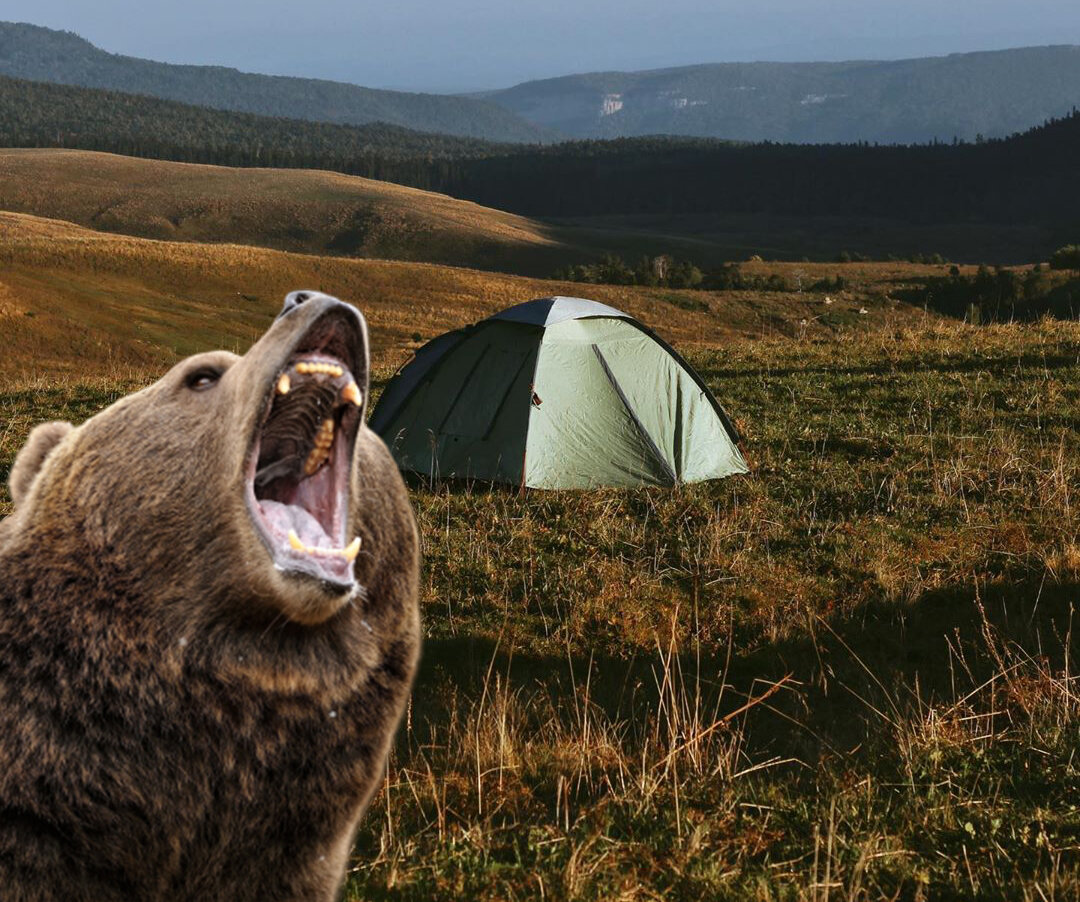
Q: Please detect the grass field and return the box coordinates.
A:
[2,226,1078,898]
[337,320,1080,901]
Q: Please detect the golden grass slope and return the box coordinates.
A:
[0,148,570,273]
[0,149,867,277]
[0,210,929,382]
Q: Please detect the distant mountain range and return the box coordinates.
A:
[481,47,1080,144]
[4,22,1080,148]
[0,21,551,144]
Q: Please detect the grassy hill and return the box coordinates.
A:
[0,22,551,142]
[484,46,1080,143]
[0,210,945,383]
[0,148,571,273]
[0,148,849,274]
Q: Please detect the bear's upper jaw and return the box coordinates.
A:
[246,312,366,591]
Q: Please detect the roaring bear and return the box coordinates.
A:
[0,291,420,901]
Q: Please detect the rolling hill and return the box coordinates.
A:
[0,148,807,274]
[0,148,569,273]
[0,210,934,381]
[0,21,551,143]
[482,46,1080,143]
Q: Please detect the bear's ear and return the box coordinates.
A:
[9,421,73,508]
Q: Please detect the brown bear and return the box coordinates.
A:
[0,291,420,901]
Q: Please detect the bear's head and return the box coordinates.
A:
[4,291,385,627]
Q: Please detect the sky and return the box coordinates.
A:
[4,0,1080,93]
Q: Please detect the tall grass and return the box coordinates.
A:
[2,318,1079,898]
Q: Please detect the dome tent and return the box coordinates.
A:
[370,296,748,489]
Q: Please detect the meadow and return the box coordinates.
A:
[1,216,1078,898]
[337,320,1080,900]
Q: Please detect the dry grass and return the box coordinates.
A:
[0,148,568,272]
[0,210,935,383]
[2,228,1078,898]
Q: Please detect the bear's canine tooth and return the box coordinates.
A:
[276,373,291,395]
[342,381,363,407]
[288,530,349,558]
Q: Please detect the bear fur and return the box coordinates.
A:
[0,292,420,901]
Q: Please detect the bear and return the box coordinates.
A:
[0,291,420,901]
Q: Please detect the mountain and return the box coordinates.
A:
[0,21,552,143]
[482,47,1080,143]
[0,74,505,167]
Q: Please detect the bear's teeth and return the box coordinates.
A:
[276,373,291,395]
[294,361,344,377]
[303,450,325,476]
[287,529,362,560]
[342,381,363,407]
[303,419,335,474]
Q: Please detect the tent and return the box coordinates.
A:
[369,296,748,489]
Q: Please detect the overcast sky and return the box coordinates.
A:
[5,0,1080,93]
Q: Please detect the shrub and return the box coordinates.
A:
[1049,245,1080,271]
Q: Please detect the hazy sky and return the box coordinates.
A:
[5,0,1080,92]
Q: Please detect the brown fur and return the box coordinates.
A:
[6,421,72,507]
[0,296,420,901]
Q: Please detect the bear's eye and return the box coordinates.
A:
[185,367,223,391]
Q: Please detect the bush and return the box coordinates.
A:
[1049,245,1080,271]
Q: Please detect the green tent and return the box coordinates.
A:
[370,296,748,489]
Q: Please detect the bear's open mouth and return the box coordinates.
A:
[245,311,365,589]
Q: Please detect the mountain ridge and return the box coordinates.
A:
[482,45,1080,143]
[0,21,555,143]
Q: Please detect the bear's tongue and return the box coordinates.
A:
[258,500,327,548]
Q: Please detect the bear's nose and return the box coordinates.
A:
[278,290,316,319]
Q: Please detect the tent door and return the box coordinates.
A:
[592,344,677,483]
[438,344,531,440]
